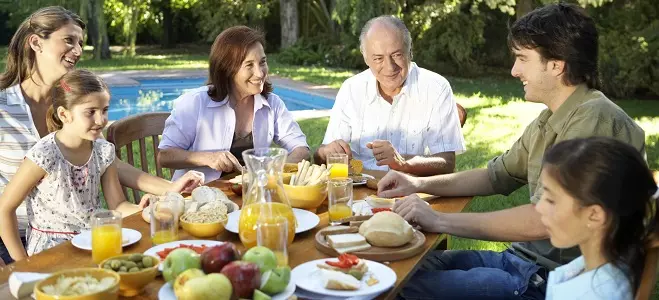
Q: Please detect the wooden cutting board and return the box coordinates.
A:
[314,228,426,262]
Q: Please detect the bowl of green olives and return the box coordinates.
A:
[98,253,160,297]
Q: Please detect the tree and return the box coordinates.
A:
[89,0,112,60]
[280,0,298,48]
[159,0,174,48]
[516,0,534,20]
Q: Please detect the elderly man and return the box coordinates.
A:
[314,16,465,176]
[378,3,645,299]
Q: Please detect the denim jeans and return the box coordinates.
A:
[0,236,27,265]
[398,249,546,300]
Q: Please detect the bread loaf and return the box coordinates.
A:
[358,211,413,247]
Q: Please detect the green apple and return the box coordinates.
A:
[253,289,272,300]
[177,273,233,300]
[260,266,291,295]
[163,248,202,283]
[173,268,205,298]
[242,246,277,274]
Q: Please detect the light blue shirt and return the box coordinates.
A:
[546,256,632,300]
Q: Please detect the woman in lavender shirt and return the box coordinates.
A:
[158,26,310,183]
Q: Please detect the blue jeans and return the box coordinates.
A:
[0,236,27,265]
[398,249,546,300]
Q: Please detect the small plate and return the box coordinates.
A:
[158,277,296,300]
[292,258,396,297]
[143,240,224,271]
[71,228,142,251]
[350,173,375,186]
[225,208,320,234]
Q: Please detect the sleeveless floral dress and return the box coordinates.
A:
[24,132,115,256]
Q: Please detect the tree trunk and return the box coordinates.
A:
[161,0,173,48]
[516,0,534,20]
[128,5,139,56]
[280,0,299,49]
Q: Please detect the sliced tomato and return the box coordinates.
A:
[326,260,352,269]
[371,207,392,214]
[339,253,360,265]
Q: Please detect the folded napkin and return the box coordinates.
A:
[9,272,50,299]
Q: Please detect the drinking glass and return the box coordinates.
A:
[91,210,122,264]
[328,178,353,225]
[256,216,289,267]
[327,153,349,179]
[151,199,179,245]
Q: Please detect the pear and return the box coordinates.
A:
[177,273,233,300]
[259,266,291,295]
[173,269,205,298]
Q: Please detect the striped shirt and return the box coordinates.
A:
[0,84,40,235]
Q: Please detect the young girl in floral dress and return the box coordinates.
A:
[0,70,141,260]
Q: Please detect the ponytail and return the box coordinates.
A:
[45,105,62,132]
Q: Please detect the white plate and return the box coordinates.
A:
[71,228,142,251]
[225,208,320,234]
[158,277,296,300]
[291,259,396,297]
[143,240,224,271]
[351,173,375,186]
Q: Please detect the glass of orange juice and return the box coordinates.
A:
[91,210,122,264]
[151,199,179,245]
[328,178,353,225]
[256,216,289,267]
[328,154,349,178]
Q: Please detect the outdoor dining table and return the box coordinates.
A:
[0,170,473,300]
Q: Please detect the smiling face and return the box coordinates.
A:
[362,24,410,97]
[30,22,83,84]
[535,169,605,248]
[510,47,560,104]
[58,91,110,141]
[231,42,267,100]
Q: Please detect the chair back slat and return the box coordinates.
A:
[635,171,659,299]
[106,112,171,202]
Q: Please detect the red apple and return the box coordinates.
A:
[220,261,260,298]
[201,243,240,274]
[230,183,242,195]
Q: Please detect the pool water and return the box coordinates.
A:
[108,78,334,121]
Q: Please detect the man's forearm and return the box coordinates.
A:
[287,146,310,163]
[397,154,455,176]
[158,148,211,170]
[418,168,496,197]
[115,159,172,195]
[431,204,549,242]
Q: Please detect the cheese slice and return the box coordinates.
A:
[327,234,367,248]
[320,269,361,290]
[333,243,372,254]
[9,272,50,299]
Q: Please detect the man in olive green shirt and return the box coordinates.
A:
[377,3,645,299]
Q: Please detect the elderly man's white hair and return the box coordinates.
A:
[359,15,413,59]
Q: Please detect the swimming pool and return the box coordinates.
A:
[108,78,334,121]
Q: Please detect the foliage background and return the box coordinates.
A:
[0,0,657,98]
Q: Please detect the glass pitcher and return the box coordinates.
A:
[239,148,296,249]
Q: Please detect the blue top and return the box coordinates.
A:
[546,256,632,300]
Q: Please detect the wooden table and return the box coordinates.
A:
[0,173,472,299]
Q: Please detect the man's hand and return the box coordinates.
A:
[393,194,441,232]
[318,140,352,161]
[206,152,242,173]
[377,170,421,198]
[366,140,405,170]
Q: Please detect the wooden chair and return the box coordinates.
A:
[637,237,659,300]
[106,112,171,202]
[457,103,467,128]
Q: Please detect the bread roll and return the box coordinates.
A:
[358,211,413,247]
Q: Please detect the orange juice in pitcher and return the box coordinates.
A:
[239,148,296,249]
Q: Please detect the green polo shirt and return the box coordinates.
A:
[487,84,645,269]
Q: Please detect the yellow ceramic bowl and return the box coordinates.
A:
[34,268,120,300]
[283,177,328,209]
[179,215,227,238]
[98,254,160,297]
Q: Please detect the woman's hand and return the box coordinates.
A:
[169,170,204,193]
[206,151,242,173]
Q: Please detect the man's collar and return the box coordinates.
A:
[6,85,26,105]
[367,62,418,104]
[546,84,590,131]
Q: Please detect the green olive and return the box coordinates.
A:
[119,266,128,273]
[129,267,140,273]
[129,254,143,262]
[137,262,144,268]
[109,260,122,270]
[142,256,154,268]
[123,261,138,269]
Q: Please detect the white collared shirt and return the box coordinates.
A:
[159,86,309,183]
[546,256,631,300]
[0,85,40,233]
[322,62,466,171]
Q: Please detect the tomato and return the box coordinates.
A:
[326,260,352,268]
[371,207,392,214]
[339,253,360,265]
